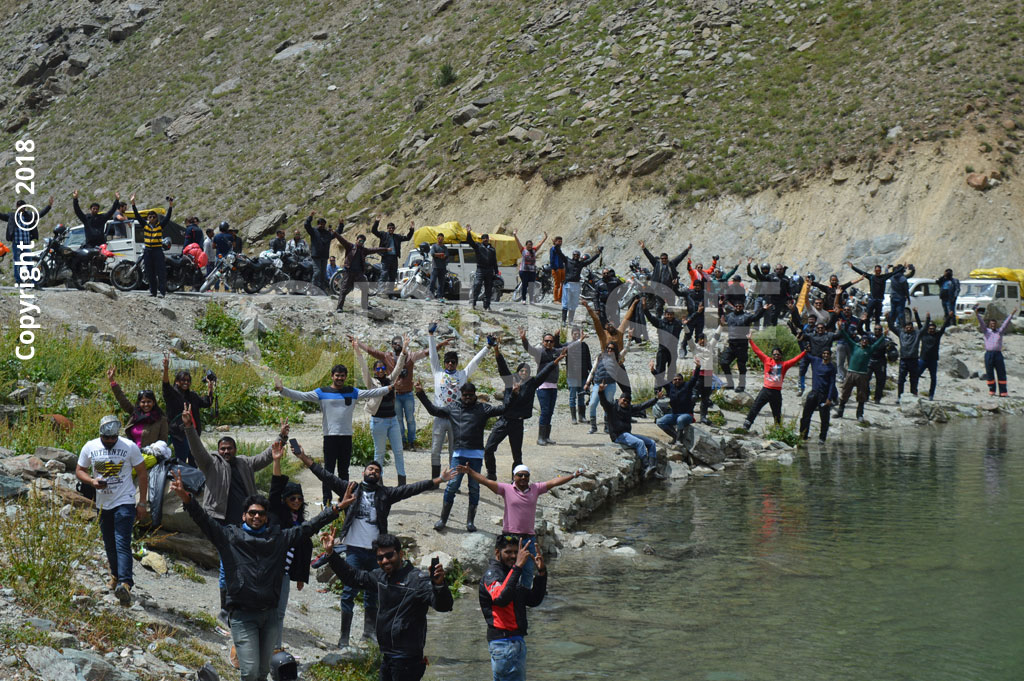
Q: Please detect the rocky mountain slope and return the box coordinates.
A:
[0,0,1022,272]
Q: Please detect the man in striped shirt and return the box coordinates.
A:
[131,194,174,298]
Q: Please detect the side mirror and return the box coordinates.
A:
[912,290,924,297]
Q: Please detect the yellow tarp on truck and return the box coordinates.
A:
[968,268,1024,298]
[412,222,520,267]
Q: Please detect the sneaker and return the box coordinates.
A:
[700,418,712,426]
[107,575,118,590]
[114,582,132,606]
[857,416,866,423]
[158,293,165,299]
[818,436,827,444]
[652,470,666,480]
[230,645,239,669]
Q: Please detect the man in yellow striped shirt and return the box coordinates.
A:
[131,194,174,298]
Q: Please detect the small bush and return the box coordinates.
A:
[195,302,244,350]
[765,420,802,446]
[308,645,381,681]
[434,62,457,88]
[171,563,207,584]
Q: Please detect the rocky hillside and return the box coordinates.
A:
[0,0,1022,270]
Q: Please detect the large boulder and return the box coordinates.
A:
[24,647,77,681]
[940,356,969,379]
[146,531,218,568]
[688,425,728,466]
[346,164,396,203]
[241,210,288,244]
[164,100,212,140]
[457,532,496,580]
[33,446,77,469]
[1,455,47,479]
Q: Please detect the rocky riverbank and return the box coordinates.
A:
[1,290,1022,680]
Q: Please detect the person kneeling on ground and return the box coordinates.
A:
[597,382,665,479]
[170,463,341,681]
[651,360,703,444]
[480,535,548,681]
[323,525,453,681]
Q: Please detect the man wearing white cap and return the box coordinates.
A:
[457,462,582,588]
[75,415,148,606]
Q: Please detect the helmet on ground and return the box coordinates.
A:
[270,650,298,681]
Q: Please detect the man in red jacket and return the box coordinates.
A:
[479,534,547,681]
[742,337,806,430]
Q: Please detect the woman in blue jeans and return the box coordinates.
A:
[584,334,632,433]
[355,341,409,485]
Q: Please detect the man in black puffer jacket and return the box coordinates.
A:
[72,190,120,247]
[170,465,339,681]
[483,342,562,480]
[416,379,505,533]
[326,530,453,681]
[562,246,602,324]
[465,228,500,310]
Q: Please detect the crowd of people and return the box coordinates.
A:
[57,212,1019,681]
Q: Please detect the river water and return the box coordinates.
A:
[424,417,1024,680]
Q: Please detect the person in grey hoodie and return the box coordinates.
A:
[889,311,925,403]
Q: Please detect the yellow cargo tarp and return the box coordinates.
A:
[968,268,1024,298]
[412,222,520,266]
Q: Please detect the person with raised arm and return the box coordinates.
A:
[977,306,1017,397]
[513,229,547,304]
[741,336,806,430]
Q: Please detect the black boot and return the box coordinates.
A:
[434,502,452,531]
[397,475,407,486]
[362,608,377,643]
[536,426,546,446]
[835,402,846,419]
[339,610,353,648]
[541,424,555,445]
[431,464,441,479]
[588,417,598,434]
[466,504,478,532]
[570,404,578,424]
[561,308,568,324]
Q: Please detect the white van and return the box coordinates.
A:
[64,212,185,262]
[396,243,518,296]
[881,277,945,323]
[955,279,1022,319]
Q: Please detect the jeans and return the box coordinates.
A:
[985,350,1007,394]
[100,503,136,587]
[567,386,585,418]
[614,432,657,467]
[322,435,352,504]
[516,535,537,589]
[341,545,379,615]
[535,388,557,427]
[562,281,581,312]
[169,432,195,467]
[918,357,938,399]
[942,298,957,319]
[312,257,328,291]
[518,270,536,302]
[589,382,616,421]
[797,355,811,392]
[143,247,167,295]
[430,417,454,468]
[836,342,850,385]
[489,637,527,681]
[380,656,427,681]
[656,412,693,436]
[276,575,290,648]
[371,416,405,477]
[865,297,883,325]
[429,267,446,299]
[799,389,832,441]
[897,357,920,396]
[395,392,417,446]
[443,456,482,506]
[229,608,282,681]
[471,271,495,309]
[888,296,907,327]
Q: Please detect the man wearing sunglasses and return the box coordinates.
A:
[459,463,581,589]
[480,534,548,681]
[169,459,342,681]
[322,522,452,681]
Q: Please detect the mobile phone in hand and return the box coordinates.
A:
[289,438,301,456]
[487,335,496,346]
[428,322,438,334]
[430,556,440,570]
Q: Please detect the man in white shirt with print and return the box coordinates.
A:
[75,415,148,606]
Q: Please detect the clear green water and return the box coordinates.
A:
[424,417,1024,680]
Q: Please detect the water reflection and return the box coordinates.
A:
[426,417,1024,681]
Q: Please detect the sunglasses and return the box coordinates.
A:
[374,365,387,371]
[514,472,530,479]
[137,390,156,400]
[375,550,397,562]
[245,509,267,517]
[285,495,303,502]
[543,338,555,343]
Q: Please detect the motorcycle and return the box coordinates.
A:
[398,259,431,300]
[580,267,603,303]
[110,241,203,292]
[617,257,652,310]
[37,226,115,289]
[200,253,250,293]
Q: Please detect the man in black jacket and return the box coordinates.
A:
[720,299,769,392]
[324,529,453,681]
[652,362,702,443]
[415,379,505,532]
[292,448,453,648]
[642,298,684,383]
[479,534,547,681]
[335,227,388,313]
[269,229,287,254]
[562,246,602,325]
[598,383,664,478]
[848,261,898,325]
[465,228,499,310]
[371,216,414,284]
[640,239,691,315]
[161,352,214,466]
[169,468,340,681]
[483,340,563,480]
[3,196,52,285]
[304,212,334,291]
[72,189,120,247]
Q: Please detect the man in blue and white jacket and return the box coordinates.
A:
[276,365,392,506]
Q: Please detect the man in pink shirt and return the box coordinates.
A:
[458,463,581,587]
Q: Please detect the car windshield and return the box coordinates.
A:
[962,283,996,298]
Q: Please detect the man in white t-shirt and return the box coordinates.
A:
[75,415,148,606]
